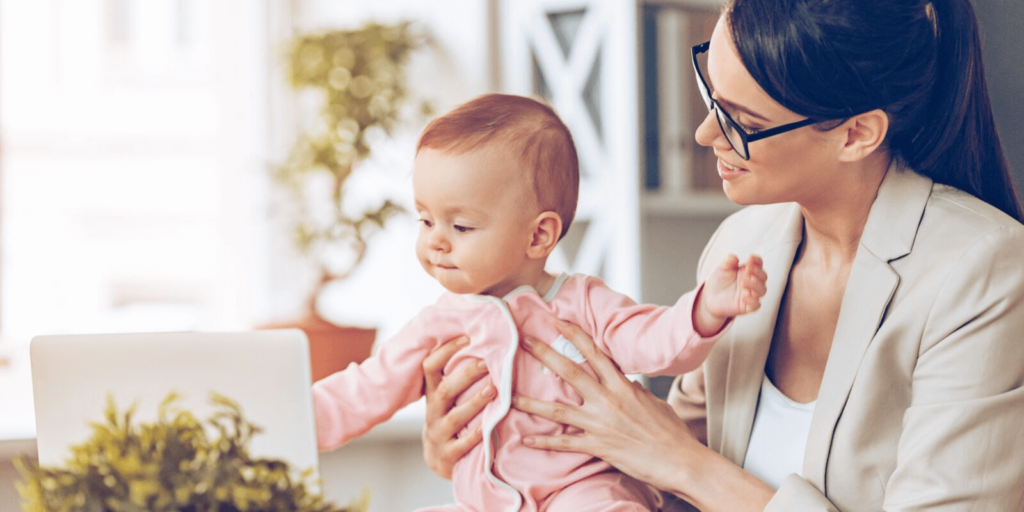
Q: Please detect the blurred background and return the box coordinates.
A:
[0,0,1020,510]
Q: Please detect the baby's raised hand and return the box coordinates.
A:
[694,254,767,335]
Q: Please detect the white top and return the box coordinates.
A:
[741,373,816,490]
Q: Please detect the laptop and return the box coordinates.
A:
[29,329,319,473]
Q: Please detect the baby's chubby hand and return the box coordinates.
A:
[694,254,767,336]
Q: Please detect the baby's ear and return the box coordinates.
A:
[527,211,562,259]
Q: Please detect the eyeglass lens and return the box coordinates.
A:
[693,48,748,159]
[715,110,748,159]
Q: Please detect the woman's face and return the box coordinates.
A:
[695,17,846,207]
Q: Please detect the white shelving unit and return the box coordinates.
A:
[501,0,732,306]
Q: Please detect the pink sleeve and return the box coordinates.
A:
[311,312,437,451]
[581,277,727,376]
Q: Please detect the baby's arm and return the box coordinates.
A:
[578,257,765,375]
[693,254,766,336]
[311,313,438,451]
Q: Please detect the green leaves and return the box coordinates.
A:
[276,22,426,286]
[15,393,363,512]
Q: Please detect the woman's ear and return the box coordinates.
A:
[527,211,563,259]
[838,109,889,162]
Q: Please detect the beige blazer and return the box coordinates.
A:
[667,163,1024,511]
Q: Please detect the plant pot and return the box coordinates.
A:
[261,313,376,383]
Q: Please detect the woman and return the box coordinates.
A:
[421,0,1024,510]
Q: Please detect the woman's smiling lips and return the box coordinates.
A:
[717,158,750,180]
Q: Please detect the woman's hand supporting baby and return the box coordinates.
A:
[420,253,767,485]
[514,322,775,511]
[421,335,494,479]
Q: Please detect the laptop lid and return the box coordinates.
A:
[29,329,319,473]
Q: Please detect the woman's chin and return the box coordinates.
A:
[722,182,757,205]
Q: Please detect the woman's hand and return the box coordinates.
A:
[421,336,495,479]
[514,322,775,511]
[513,321,705,493]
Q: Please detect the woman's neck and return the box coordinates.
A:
[798,152,891,266]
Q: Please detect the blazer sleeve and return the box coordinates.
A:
[767,227,1024,511]
[311,311,438,451]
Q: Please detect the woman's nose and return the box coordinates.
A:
[694,110,730,152]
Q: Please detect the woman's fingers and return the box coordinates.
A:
[521,432,587,452]
[421,336,491,480]
[554,321,631,391]
[436,380,494,438]
[422,336,469,401]
[421,338,485,431]
[424,355,489,433]
[522,332,605,400]
[445,424,484,457]
[512,394,586,429]
[433,359,489,409]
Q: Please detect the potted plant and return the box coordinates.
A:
[268,22,429,382]
[15,393,366,512]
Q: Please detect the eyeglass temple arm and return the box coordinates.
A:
[746,118,821,142]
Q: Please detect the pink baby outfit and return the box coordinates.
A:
[313,274,722,511]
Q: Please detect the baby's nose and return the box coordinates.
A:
[429,231,450,251]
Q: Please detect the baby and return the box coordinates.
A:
[312,93,766,511]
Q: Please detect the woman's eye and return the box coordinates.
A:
[738,122,762,135]
[454,225,473,233]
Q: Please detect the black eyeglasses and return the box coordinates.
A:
[691,41,819,161]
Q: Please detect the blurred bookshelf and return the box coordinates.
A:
[640,2,732,217]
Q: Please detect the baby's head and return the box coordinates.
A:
[412,93,579,297]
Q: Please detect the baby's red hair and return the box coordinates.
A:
[416,93,579,240]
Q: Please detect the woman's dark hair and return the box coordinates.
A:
[727,0,1023,222]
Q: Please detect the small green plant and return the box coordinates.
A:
[276,22,430,312]
[15,393,365,512]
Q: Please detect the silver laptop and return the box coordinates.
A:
[29,330,319,473]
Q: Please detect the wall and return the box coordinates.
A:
[975,0,1024,199]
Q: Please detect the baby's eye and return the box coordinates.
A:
[419,218,433,228]
[454,225,474,233]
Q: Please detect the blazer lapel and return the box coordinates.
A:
[802,163,934,489]
[716,204,804,465]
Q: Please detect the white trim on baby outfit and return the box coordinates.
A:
[463,273,571,511]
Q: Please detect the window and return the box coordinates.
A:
[0,0,271,431]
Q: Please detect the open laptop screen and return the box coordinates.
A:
[29,329,319,473]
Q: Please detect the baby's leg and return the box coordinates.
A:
[540,471,663,512]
